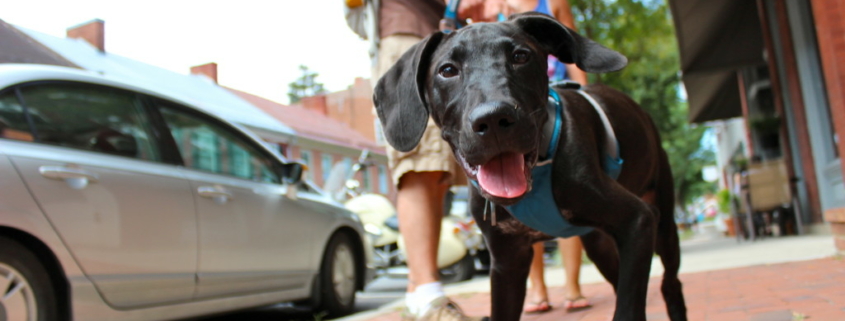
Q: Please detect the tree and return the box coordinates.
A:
[569,0,717,216]
[287,65,326,104]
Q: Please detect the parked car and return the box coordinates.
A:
[0,64,374,320]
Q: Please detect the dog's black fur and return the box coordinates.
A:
[373,13,687,321]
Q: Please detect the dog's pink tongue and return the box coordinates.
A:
[477,152,527,198]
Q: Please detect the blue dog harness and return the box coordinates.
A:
[495,87,624,238]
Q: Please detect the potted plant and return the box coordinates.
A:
[716,189,736,236]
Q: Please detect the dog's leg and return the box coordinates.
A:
[609,200,657,321]
[580,230,619,290]
[562,183,656,321]
[552,136,657,320]
[485,216,534,321]
[568,188,656,320]
[469,186,534,321]
[653,151,688,321]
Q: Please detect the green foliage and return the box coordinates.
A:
[570,0,716,210]
[716,188,732,215]
[287,65,326,104]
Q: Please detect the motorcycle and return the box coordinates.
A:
[444,185,491,273]
[324,151,483,282]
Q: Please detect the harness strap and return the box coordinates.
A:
[543,89,564,165]
[576,91,620,162]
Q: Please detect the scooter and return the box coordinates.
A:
[324,151,482,282]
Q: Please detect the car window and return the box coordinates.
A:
[0,90,35,142]
[321,154,333,182]
[16,83,160,160]
[300,149,313,181]
[158,107,280,184]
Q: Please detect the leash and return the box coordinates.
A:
[440,0,462,33]
[442,0,508,33]
[441,1,508,32]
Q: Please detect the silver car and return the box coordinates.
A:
[0,64,374,320]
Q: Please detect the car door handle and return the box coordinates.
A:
[197,186,233,199]
[39,166,100,181]
[39,165,99,189]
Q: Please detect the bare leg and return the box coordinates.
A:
[525,242,550,310]
[397,171,450,292]
[558,236,584,299]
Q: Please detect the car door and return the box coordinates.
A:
[155,102,317,298]
[0,83,198,308]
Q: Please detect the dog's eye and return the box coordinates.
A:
[512,50,530,64]
[439,64,460,78]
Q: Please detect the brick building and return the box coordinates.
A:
[225,82,393,198]
[324,77,382,145]
[670,0,845,251]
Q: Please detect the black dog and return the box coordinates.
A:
[374,13,687,321]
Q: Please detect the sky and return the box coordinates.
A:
[3,0,373,105]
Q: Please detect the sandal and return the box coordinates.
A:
[564,296,592,312]
[523,300,553,314]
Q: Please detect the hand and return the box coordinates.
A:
[458,0,516,22]
[457,0,487,22]
[496,0,520,18]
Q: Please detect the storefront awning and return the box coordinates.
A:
[669,0,766,123]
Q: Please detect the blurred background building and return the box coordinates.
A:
[669,0,844,247]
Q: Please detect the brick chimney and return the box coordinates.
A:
[302,96,328,115]
[190,63,218,83]
[67,19,105,52]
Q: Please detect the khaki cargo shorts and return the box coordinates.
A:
[373,35,464,188]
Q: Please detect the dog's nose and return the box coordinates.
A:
[469,102,517,136]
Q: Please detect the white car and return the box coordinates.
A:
[0,64,374,320]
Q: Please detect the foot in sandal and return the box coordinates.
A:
[523,300,553,314]
[564,296,592,312]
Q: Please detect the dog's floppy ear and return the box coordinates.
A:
[373,32,444,152]
[509,12,627,73]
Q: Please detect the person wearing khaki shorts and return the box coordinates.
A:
[374,35,462,187]
[371,3,479,319]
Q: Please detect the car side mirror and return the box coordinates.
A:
[281,162,305,200]
[281,162,305,185]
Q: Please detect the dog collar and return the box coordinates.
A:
[540,88,564,165]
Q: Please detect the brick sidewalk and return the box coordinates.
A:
[363,257,845,321]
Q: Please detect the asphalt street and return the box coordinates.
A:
[193,273,487,320]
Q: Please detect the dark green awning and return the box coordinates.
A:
[669,0,765,123]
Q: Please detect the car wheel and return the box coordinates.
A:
[0,236,58,321]
[318,233,359,317]
[439,253,474,284]
[475,249,491,273]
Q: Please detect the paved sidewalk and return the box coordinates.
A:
[341,234,843,321]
